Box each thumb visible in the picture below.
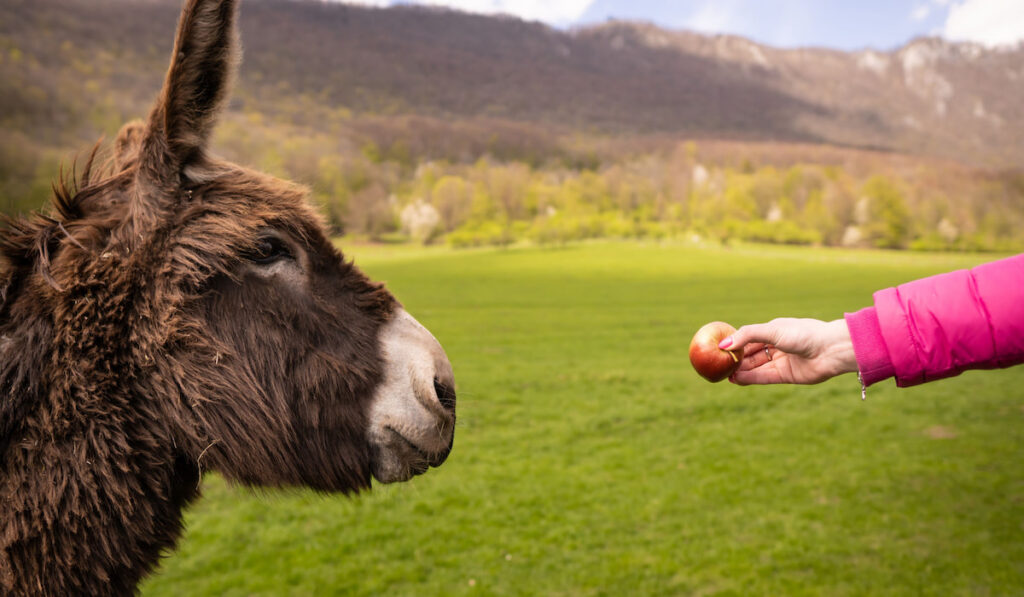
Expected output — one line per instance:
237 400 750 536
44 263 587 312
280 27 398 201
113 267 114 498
719 321 783 350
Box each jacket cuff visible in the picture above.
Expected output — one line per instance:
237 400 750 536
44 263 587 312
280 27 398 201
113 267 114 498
844 306 895 387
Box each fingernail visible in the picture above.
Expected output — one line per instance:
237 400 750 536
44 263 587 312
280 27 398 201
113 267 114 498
718 337 733 349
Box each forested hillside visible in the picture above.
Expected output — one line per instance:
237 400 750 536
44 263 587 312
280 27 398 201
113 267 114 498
1 0 1022 250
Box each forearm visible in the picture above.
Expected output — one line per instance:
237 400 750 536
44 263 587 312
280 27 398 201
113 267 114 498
846 254 1024 388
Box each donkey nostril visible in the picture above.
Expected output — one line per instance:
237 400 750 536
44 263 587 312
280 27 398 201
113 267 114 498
433 378 456 411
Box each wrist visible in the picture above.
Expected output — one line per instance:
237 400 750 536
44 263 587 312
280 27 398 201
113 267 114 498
825 318 858 375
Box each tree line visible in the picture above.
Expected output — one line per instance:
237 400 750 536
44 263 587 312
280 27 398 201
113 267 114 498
236 118 1022 252
4 109 1022 253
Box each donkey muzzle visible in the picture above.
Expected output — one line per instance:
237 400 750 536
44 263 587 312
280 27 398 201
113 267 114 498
367 309 456 483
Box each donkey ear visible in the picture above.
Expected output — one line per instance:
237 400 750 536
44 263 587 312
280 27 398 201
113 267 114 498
138 0 239 187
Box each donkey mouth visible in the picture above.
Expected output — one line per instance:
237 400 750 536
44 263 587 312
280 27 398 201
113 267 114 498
367 308 456 484
371 426 453 483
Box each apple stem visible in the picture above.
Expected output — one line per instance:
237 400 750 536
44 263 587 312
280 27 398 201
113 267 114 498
727 350 739 363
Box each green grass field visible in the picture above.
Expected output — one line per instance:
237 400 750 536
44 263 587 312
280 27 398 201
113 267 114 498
141 242 1024 596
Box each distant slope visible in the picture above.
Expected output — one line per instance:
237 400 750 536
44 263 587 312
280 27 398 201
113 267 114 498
582 23 1024 167
1 0 1022 166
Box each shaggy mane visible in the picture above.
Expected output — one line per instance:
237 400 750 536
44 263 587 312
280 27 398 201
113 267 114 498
0 142 127 300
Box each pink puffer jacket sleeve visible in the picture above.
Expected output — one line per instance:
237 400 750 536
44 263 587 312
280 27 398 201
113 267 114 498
844 254 1024 387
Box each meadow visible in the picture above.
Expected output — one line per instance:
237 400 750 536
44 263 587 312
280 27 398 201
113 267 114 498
141 241 1024 596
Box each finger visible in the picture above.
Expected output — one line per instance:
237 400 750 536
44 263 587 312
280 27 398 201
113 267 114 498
720 322 784 351
741 342 767 358
737 344 773 371
730 364 788 385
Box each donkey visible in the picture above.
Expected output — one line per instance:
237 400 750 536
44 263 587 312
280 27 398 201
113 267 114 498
0 1 457 594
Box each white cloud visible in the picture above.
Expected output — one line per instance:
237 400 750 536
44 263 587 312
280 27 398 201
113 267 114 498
685 2 743 35
943 0 1024 46
911 4 931 21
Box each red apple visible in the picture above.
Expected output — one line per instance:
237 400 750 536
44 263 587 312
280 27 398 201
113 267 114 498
689 321 743 382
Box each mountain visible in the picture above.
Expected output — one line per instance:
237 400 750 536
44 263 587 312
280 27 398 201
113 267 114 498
1 0 1022 167
580 22 1024 167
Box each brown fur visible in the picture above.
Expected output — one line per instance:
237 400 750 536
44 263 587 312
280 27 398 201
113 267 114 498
0 1 402 594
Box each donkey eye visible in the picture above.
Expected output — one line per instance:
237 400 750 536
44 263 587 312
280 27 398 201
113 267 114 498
245 237 291 264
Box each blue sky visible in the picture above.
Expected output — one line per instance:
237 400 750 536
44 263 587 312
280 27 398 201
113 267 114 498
577 0 949 50
352 0 1024 50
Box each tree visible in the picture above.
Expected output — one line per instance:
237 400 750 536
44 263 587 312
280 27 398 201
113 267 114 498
345 184 396 240
862 175 911 249
431 175 473 232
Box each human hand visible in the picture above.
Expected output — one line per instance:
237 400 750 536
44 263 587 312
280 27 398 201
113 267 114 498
719 318 858 385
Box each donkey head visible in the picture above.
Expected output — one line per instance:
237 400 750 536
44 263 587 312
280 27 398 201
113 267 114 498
140 0 457 489
3 0 455 492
